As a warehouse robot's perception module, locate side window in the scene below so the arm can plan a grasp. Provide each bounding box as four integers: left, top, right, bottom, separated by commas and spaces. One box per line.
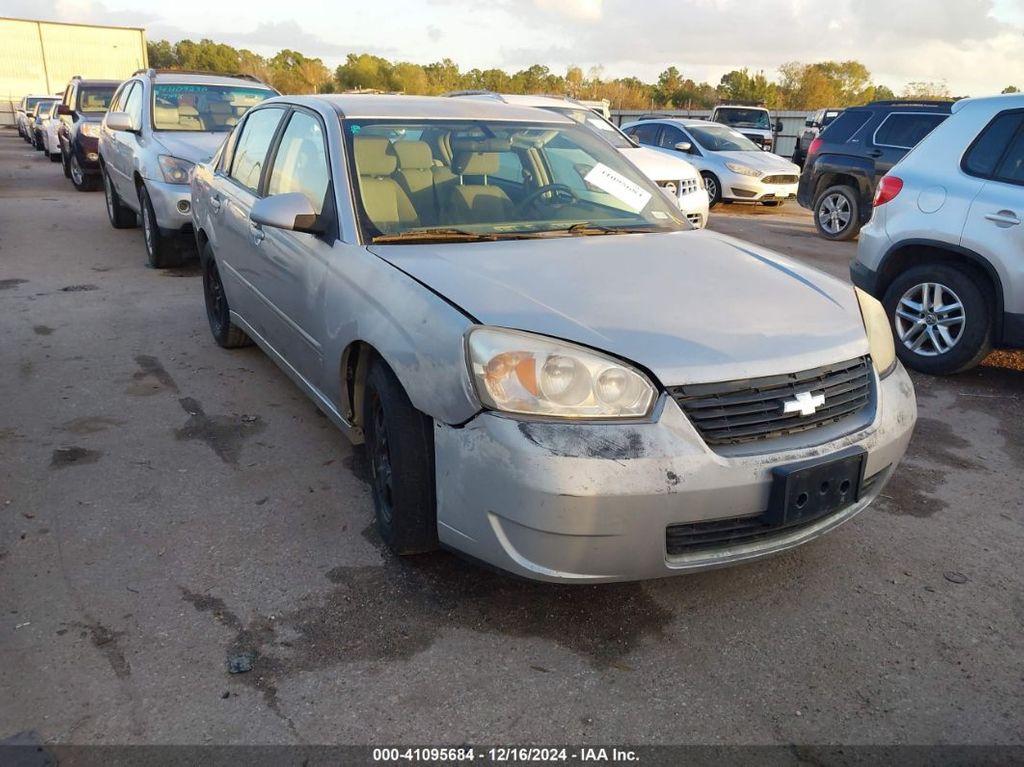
62, 85, 73, 109
629, 123, 661, 146
657, 125, 685, 149
873, 113, 946, 149
820, 110, 870, 142
229, 107, 285, 194
994, 127, 1024, 185
108, 82, 129, 113
123, 83, 143, 129
963, 112, 1024, 180
266, 111, 330, 214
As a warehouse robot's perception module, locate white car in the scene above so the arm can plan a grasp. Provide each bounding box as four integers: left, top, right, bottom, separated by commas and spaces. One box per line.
623, 118, 802, 208
40, 103, 63, 162
447, 92, 710, 228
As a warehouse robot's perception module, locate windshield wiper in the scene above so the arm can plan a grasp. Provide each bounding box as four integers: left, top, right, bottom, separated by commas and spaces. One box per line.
371, 228, 504, 244
561, 222, 663, 236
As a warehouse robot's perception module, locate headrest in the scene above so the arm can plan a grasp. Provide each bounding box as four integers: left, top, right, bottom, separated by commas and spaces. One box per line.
178, 105, 199, 116
354, 135, 397, 177
393, 141, 433, 170
154, 105, 179, 122
453, 151, 500, 176
207, 101, 232, 114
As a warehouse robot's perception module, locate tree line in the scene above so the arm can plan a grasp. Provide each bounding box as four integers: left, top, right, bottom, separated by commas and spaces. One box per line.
147, 39, 1019, 110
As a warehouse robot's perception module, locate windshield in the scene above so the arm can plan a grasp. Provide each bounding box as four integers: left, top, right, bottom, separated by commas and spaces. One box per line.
545, 107, 634, 150
152, 84, 274, 132
345, 119, 687, 242
688, 124, 762, 152
715, 108, 770, 130
79, 86, 116, 113
34, 101, 57, 117
25, 97, 48, 111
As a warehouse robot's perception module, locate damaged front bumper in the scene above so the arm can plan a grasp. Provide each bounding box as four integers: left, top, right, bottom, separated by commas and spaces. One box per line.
434, 364, 916, 583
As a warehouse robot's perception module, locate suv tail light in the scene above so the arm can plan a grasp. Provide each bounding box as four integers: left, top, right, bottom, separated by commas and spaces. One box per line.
874, 176, 903, 207
807, 137, 823, 158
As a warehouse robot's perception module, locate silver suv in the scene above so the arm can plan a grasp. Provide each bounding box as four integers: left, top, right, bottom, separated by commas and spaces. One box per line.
190, 94, 916, 582
854, 93, 1024, 375
98, 69, 276, 267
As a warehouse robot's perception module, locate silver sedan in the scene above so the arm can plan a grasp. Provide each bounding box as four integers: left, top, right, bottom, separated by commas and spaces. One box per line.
190, 95, 916, 582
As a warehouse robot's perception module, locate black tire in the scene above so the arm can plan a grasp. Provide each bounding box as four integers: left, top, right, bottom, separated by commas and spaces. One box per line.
71, 153, 96, 191
202, 245, 252, 349
138, 184, 183, 268
34, 133, 44, 152
882, 264, 993, 376
813, 184, 861, 241
701, 172, 722, 208
102, 167, 137, 228
791, 151, 805, 167
363, 357, 438, 555
61, 149, 72, 178
49, 149, 61, 163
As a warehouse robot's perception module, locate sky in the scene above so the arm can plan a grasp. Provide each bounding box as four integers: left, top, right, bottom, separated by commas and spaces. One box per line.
7, 0, 1024, 95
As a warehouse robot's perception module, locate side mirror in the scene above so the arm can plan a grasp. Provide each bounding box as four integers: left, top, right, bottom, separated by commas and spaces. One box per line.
250, 193, 324, 235
775, 119, 784, 133
674, 141, 693, 153
57, 104, 72, 116
105, 111, 135, 132
804, 120, 814, 128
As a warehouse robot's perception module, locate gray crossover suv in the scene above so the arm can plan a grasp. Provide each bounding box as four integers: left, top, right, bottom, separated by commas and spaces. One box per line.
191, 95, 916, 582
99, 69, 276, 267
854, 93, 1024, 375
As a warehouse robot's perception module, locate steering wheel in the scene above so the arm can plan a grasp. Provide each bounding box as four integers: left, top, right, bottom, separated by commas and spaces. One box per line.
516, 183, 579, 213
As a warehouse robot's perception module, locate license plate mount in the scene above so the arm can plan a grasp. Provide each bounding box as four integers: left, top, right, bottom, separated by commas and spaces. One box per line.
766, 448, 866, 527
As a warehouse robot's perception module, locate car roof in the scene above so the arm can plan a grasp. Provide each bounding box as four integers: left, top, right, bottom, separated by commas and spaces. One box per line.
624, 118, 712, 128
273, 94, 574, 123
73, 79, 122, 86
150, 72, 275, 89
448, 92, 583, 110
952, 92, 1024, 114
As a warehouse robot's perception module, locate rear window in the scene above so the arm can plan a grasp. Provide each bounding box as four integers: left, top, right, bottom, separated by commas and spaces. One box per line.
873, 113, 947, 149
78, 86, 116, 114
819, 110, 870, 143
962, 111, 1024, 179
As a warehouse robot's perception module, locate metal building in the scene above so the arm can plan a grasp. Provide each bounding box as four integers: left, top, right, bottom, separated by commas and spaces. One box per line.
0, 17, 147, 126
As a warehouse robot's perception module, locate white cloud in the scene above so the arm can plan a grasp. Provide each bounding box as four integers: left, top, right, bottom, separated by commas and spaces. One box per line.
533, 0, 603, 22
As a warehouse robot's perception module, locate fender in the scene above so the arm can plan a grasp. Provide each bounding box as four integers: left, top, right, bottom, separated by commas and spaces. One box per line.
797, 153, 876, 221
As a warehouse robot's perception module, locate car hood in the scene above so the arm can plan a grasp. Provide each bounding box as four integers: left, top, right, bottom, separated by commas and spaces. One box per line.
619, 146, 700, 183
152, 131, 226, 164
714, 150, 800, 174
369, 231, 869, 385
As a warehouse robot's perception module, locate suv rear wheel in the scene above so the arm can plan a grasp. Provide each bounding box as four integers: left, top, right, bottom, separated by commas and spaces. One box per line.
814, 185, 860, 241
882, 264, 992, 375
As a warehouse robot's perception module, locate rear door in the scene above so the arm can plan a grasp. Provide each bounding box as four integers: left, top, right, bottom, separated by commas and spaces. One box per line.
251, 108, 333, 382
868, 111, 947, 182
961, 110, 1024, 320
625, 122, 662, 148
213, 106, 288, 335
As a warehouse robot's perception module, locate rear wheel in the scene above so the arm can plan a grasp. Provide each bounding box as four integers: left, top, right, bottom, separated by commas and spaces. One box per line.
701, 172, 722, 208
139, 185, 183, 268
203, 245, 252, 349
813, 184, 861, 241
363, 358, 438, 555
882, 264, 992, 375
102, 167, 137, 229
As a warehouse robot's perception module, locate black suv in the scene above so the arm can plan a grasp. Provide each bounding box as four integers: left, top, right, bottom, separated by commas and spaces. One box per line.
56, 77, 120, 192
797, 100, 952, 241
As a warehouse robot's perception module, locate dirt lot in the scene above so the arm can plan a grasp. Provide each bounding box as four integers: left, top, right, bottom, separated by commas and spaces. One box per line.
1, 130, 1022, 746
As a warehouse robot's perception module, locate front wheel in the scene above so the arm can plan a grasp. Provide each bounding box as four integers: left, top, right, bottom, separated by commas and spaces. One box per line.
813, 184, 861, 241
882, 264, 992, 375
363, 358, 438, 555
139, 185, 183, 268
701, 172, 722, 208
71, 153, 96, 191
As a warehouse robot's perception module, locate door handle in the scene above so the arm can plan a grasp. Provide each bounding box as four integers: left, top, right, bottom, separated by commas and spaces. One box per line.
209, 195, 221, 213
250, 221, 266, 245
985, 210, 1020, 227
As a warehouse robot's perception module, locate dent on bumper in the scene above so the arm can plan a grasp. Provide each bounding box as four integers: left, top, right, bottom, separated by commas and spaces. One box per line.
435, 364, 917, 583
145, 178, 193, 231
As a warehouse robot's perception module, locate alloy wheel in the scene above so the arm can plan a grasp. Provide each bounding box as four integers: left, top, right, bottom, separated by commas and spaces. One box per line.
71, 155, 84, 186
704, 176, 718, 200
894, 282, 966, 357
141, 196, 155, 255
369, 394, 395, 527
818, 192, 852, 235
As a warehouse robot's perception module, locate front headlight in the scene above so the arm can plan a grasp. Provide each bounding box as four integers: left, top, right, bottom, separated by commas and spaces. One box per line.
467, 327, 657, 419
158, 155, 195, 185
80, 122, 101, 138
855, 288, 896, 378
725, 162, 761, 177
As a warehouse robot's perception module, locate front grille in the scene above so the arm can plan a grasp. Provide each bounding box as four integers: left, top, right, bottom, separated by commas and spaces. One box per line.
741, 133, 766, 146
665, 465, 889, 555
686, 213, 704, 228
668, 356, 873, 447
762, 174, 799, 185
657, 178, 701, 197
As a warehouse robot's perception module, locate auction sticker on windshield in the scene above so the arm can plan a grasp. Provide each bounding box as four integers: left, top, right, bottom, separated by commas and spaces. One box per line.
584, 163, 652, 212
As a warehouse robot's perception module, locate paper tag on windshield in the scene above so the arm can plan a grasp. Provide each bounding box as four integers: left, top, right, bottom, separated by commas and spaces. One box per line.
583, 163, 652, 213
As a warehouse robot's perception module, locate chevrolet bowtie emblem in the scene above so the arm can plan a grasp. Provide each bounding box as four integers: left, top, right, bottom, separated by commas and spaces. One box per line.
783, 390, 825, 416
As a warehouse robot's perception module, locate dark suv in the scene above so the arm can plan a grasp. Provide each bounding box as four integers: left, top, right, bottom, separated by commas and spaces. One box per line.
56, 77, 120, 192
797, 100, 952, 241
